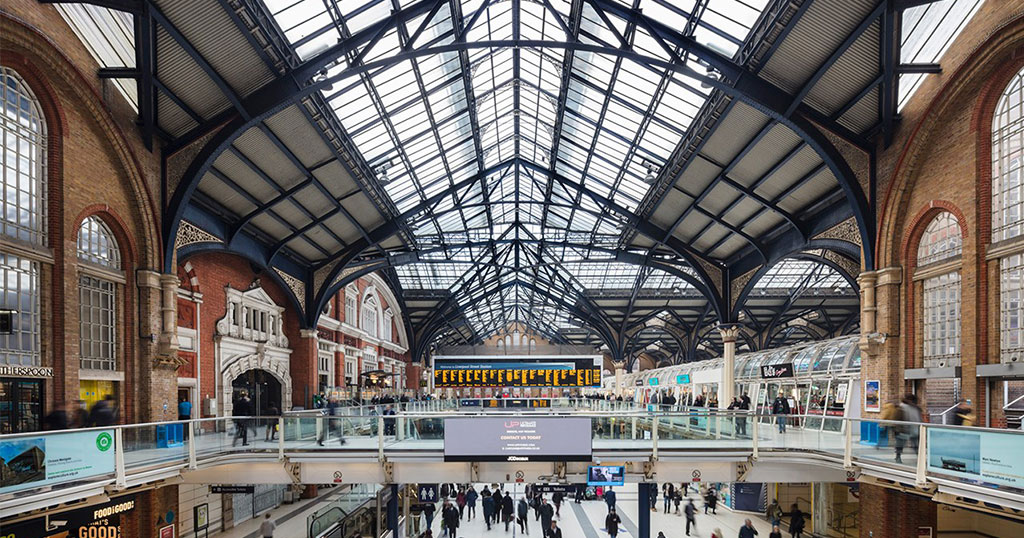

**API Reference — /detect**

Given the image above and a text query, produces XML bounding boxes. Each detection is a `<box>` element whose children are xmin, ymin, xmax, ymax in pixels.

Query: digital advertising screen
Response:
<box><xmin>443</xmin><ymin>417</ymin><xmax>592</xmax><ymax>462</ymax></box>
<box><xmin>587</xmin><ymin>465</ymin><xmax>625</xmax><ymax>486</ymax></box>
<box><xmin>432</xmin><ymin>357</ymin><xmax>601</xmax><ymax>388</ymax></box>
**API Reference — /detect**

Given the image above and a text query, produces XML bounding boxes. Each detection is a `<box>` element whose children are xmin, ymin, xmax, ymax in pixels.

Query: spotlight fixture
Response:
<box><xmin>641</xmin><ymin>158</ymin><xmax>660</xmax><ymax>184</ymax></box>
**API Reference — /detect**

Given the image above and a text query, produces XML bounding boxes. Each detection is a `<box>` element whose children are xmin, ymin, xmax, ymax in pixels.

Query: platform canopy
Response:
<box><xmin>53</xmin><ymin>0</ymin><xmax>981</xmax><ymax>363</ymax></box>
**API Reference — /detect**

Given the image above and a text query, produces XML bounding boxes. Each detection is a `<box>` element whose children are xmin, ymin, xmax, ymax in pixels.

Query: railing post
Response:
<box><xmin>397</xmin><ymin>417</ymin><xmax>405</xmax><ymax>441</ymax></box>
<box><xmin>843</xmin><ymin>418</ymin><xmax>853</xmax><ymax>468</ymax></box>
<box><xmin>752</xmin><ymin>415</ymin><xmax>759</xmax><ymax>461</ymax></box>
<box><xmin>916</xmin><ymin>424</ymin><xmax>928</xmax><ymax>485</ymax></box>
<box><xmin>278</xmin><ymin>417</ymin><xmax>285</xmax><ymax>460</ymax></box>
<box><xmin>378</xmin><ymin>416</ymin><xmax>385</xmax><ymax>462</ymax></box>
<box><xmin>631</xmin><ymin>417</ymin><xmax>637</xmax><ymax>439</ymax></box>
<box><xmin>652</xmin><ymin>415</ymin><xmax>659</xmax><ymax>460</ymax></box>
<box><xmin>188</xmin><ymin>421</ymin><xmax>197</xmax><ymax>470</ymax></box>
<box><xmin>114</xmin><ymin>427</ymin><xmax>127</xmax><ymax>489</ymax></box>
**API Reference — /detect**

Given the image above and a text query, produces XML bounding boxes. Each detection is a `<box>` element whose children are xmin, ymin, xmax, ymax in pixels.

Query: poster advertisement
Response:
<box><xmin>1</xmin><ymin>494</ymin><xmax>135</xmax><ymax>537</ymax></box>
<box><xmin>0</xmin><ymin>429</ymin><xmax>115</xmax><ymax>494</ymax></box>
<box><xmin>927</xmin><ymin>428</ymin><xmax>1024</xmax><ymax>490</ymax></box>
<box><xmin>864</xmin><ymin>380</ymin><xmax>880</xmax><ymax>412</ymax></box>
<box><xmin>835</xmin><ymin>382</ymin><xmax>849</xmax><ymax>405</ymax></box>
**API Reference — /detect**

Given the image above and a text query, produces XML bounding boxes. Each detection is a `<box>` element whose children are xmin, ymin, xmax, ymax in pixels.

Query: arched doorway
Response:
<box><xmin>231</xmin><ymin>369</ymin><xmax>281</xmax><ymax>416</ymax></box>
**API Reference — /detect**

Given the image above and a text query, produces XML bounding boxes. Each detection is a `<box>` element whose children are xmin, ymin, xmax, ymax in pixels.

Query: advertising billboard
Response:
<box><xmin>926</xmin><ymin>428</ymin><xmax>1024</xmax><ymax>490</ymax></box>
<box><xmin>2</xmin><ymin>493</ymin><xmax>135</xmax><ymax>537</ymax></box>
<box><xmin>587</xmin><ymin>465</ymin><xmax>625</xmax><ymax>486</ymax></box>
<box><xmin>0</xmin><ymin>429</ymin><xmax>115</xmax><ymax>494</ymax></box>
<box><xmin>443</xmin><ymin>417</ymin><xmax>592</xmax><ymax>462</ymax></box>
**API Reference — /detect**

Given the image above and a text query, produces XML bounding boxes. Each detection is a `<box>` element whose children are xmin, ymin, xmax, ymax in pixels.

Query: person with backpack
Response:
<box><xmin>767</xmin><ymin>499</ymin><xmax>783</xmax><ymax>527</ymax></box>
<box><xmin>788</xmin><ymin>504</ymin><xmax>805</xmax><ymax>538</ymax></box>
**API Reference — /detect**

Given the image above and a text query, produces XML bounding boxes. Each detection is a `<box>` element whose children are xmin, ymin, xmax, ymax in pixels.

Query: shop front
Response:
<box><xmin>0</xmin><ymin>365</ymin><xmax>51</xmax><ymax>434</ymax></box>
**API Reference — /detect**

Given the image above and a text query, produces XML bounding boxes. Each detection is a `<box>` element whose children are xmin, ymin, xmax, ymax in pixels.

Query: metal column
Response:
<box><xmin>388</xmin><ymin>484</ymin><xmax>400</xmax><ymax>537</ymax></box>
<box><xmin>638</xmin><ymin>483</ymin><xmax>651</xmax><ymax>538</ymax></box>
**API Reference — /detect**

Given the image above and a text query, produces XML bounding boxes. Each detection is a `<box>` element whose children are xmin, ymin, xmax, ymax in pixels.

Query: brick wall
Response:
<box><xmin>858</xmin><ymin>484</ymin><xmax>936</xmax><ymax>538</ymax></box>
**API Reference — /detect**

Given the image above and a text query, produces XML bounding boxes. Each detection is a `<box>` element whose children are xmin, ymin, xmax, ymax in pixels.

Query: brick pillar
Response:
<box><xmin>292</xmin><ymin>330</ymin><xmax>319</xmax><ymax>409</ymax></box>
<box><xmin>407</xmin><ymin>363</ymin><xmax>422</xmax><ymax>391</ymax></box>
<box><xmin>138</xmin><ymin>270</ymin><xmax>177</xmax><ymax>423</ymax></box>
<box><xmin>863</xmin><ymin>267</ymin><xmax>904</xmax><ymax>417</ymax></box>
<box><xmin>858</xmin><ymin>483</ymin><xmax>936</xmax><ymax>538</ymax></box>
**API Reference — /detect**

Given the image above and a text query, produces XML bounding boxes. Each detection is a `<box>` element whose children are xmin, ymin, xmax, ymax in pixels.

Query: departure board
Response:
<box><xmin>432</xmin><ymin>358</ymin><xmax>602</xmax><ymax>388</ymax></box>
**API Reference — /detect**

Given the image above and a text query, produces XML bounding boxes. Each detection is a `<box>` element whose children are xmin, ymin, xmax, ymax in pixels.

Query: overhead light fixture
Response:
<box><xmin>314</xmin><ymin>68</ymin><xmax>332</xmax><ymax>91</ymax></box>
<box><xmin>641</xmin><ymin>158</ymin><xmax>660</xmax><ymax>184</ymax></box>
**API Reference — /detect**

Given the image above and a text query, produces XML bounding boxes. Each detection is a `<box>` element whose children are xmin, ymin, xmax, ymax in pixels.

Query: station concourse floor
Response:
<box><xmin>219</xmin><ymin>483</ymin><xmax>778</xmax><ymax>538</ymax></box>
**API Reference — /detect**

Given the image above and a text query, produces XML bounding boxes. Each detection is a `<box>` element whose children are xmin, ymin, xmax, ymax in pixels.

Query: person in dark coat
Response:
<box><xmin>491</xmin><ymin>490</ymin><xmax>503</xmax><ymax>527</ymax></box>
<box><xmin>772</xmin><ymin>395</ymin><xmax>791</xmax><ymax>433</ymax></box>
<box><xmin>788</xmin><ymin>505</ymin><xmax>805</xmax><ymax>538</ymax></box>
<box><xmin>574</xmin><ymin>484</ymin><xmax>584</xmax><ymax>503</ymax></box>
<box><xmin>539</xmin><ymin>498</ymin><xmax>554</xmax><ymax>535</ymax></box>
<box><xmin>704</xmin><ymin>489</ymin><xmax>718</xmax><ymax>514</ymax></box>
<box><xmin>605</xmin><ymin>508</ymin><xmax>621</xmax><ymax>538</ymax></box>
<box><xmin>424</xmin><ymin>503</ymin><xmax>436</xmax><ymax>531</ymax></box>
<box><xmin>90</xmin><ymin>394</ymin><xmax>118</xmax><ymax>427</ymax></box>
<box><xmin>547</xmin><ymin>520</ymin><xmax>562</xmax><ymax>538</ymax></box>
<box><xmin>43</xmin><ymin>402</ymin><xmax>69</xmax><ymax>431</ymax></box>
<box><xmin>684</xmin><ymin>498</ymin><xmax>697</xmax><ymax>536</ymax></box>
<box><xmin>441</xmin><ymin>501</ymin><xmax>459</xmax><ymax>538</ymax></box>
<box><xmin>769</xmin><ymin>525</ymin><xmax>783</xmax><ymax>538</ymax></box>
<box><xmin>517</xmin><ymin>496</ymin><xmax>530</xmax><ymax>535</ymax></box>
<box><xmin>466</xmin><ymin>486</ymin><xmax>478</xmax><ymax>520</ymax></box>
<box><xmin>232</xmin><ymin>393</ymin><xmax>252</xmax><ymax>446</ymax></box>
<box><xmin>649</xmin><ymin>484</ymin><xmax>658</xmax><ymax>511</ymax></box>
<box><xmin>604</xmin><ymin>487</ymin><xmax>616</xmax><ymax>512</ymax></box>
<box><xmin>264</xmin><ymin>402</ymin><xmax>280</xmax><ymax>441</ymax></box>
<box><xmin>482</xmin><ymin>490</ymin><xmax>495</xmax><ymax>530</ymax></box>
<box><xmin>552</xmin><ymin>491</ymin><xmax>564</xmax><ymax>517</ymax></box>
<box><xmin>739</xmin><ymin>519</ymin><xmax>759</xmax><ymax>538</ymax></box>
<box><xmin>501</xmin><ymin>492</ymin><xmax>514</xmax><ymax>532</ymax></box>
<box><xmin>662</xmin><ymin>483</ymin><xmax>674</xmax><ymax>513</ymax></box>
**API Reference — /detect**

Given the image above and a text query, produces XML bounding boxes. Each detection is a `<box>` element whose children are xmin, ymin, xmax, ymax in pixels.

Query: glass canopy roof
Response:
<box><xmin>264</xmin><ymin>0</ymin><xmax>769</xmax><ymax>338</ymax></box>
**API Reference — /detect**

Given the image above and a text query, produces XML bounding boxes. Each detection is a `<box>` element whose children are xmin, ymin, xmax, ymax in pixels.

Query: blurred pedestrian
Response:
<box><xmin>44</xmin><ymin>402</ymin><xmax>69</xmax><ymax>430</ymax></box>
<box><xmin>739</xmin><ymin>519</ymin><xmax>759</xmax><ymax>538</ymax></box>
<box><xmin>90</xmin><ymin>394</ymin><xmax>117</xmax><ymax>427</ymax></box>
<box><xmin>684</xmin><ymin>498</ymin><xmax>697</xmax><ymax>536</ymax></box>
<box><xmin>605</xmin><ymin>508</ymin><xmax>621</xmax><ymax>538</ymax></box>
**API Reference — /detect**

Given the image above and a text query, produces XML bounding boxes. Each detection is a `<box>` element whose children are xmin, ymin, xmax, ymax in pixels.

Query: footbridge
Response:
<box><xmin>2</xmin><ymin>400</ymin><xmax>1021</xmax><ymax>522</ymax></box>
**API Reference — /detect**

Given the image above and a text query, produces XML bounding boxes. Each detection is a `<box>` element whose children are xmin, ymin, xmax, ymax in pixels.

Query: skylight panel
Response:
<box><xmin>899</xmin><ymin>0</ymin><xmax>983</xmax><ymax>111</ymax></box>
<box><xmin>56</xmin><ymin>5</ymin><xmax>137</xmax><ymax>110</ymax></box>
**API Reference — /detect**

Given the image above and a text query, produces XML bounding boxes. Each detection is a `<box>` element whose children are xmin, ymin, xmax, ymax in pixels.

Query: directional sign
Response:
<box><xmin>418</xmin><ymin>484</ymin><xmax>438</xmax><ymax>502</ymax></box>
<box><xmin>535</xmin><ymin>484</ymin><xmax>576</xmax><ymax>493</ymax></box>
<box><xmin>333</xmin><ymin>471</ymin><xmax>343</xmax><ymax>484</ymax></box>
<box><xmin>211</xmin><ymin>485</ymin><xmax>254</xmax><ymax>494</ymax></box>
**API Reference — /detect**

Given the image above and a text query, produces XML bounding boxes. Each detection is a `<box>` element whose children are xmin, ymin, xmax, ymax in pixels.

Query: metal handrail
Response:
<box><xmin>1003</xmin><ymin>392</ymin><xmax>1024</xmax><ymax>410</ymax></box>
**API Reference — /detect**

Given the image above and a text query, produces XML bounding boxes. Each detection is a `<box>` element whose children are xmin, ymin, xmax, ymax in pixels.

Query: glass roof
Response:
<box><xmin>752</xmin><ymin>258</ymin><xmax>852</xmax><ymax>292</ymax></box>
<box><xmin>263</xmin><ymin>0</ymin><xmax>770</xmax><ymax>339</ymax></box>
<box><xmin>55</xmin><ymin>5</ymin><xmax>137</xmax><ymax>110</ymax></box>
<box><xmin>899</xmin><ymin>0</ymin><xmax>984</xmax><ymax>111</ymax></box>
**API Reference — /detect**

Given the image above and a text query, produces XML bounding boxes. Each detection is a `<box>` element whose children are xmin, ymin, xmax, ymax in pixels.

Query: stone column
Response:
<box><xmin>615</xmin><ymin>366</ymin><xmax>625</xmax><ymax>397</ymax></box>
<box><xmin>858</xmin><ymin>270</ymin><xmax>878</xmax><ymax>353</ymax></box>
<box><xmin>719</xmin><ymin>325</ymin><xmax>741</xmax><ymax>408</ymax></box>
<box><xmin>863</xmin><ymin>267</ymin><xmax>903</xmax><ymax>416</ymax></box>
<box><xmin>157</xmin><ymin>273</ymin><xmax>181</xmax><ymax>356</ymax></box>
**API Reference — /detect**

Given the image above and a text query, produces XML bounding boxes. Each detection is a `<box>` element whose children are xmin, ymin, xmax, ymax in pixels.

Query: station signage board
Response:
<box><xmin>648</xmin><ymin>378</ymin><xmax>659</xmax><ymax>386</ymax></box>
<box><xmin>433</xmin><ymin>358</ymin><xmax>601</xmax><ymax>388</ymax></box>
<box><xmin>760</xmin><ymin>363</ymin><xmax>794</xmax><ymax>379</ymax></box>
<box><xmin>635</xmin><ymin>379</ymin><xmax>644</xmax><ymax>386</ymax></box>
<box><xmin>676</xmin><ymin>374</ymin><xmax>691</xmax><ymax>384</ymax></box>
<box><xmin>211</xmin><ymin>485</ymin><xmax>255</xmax><ymax>494</ymax></box>
<box><xmin>535</xmin><ymin>484</ymin><xmax>577</xmax><ymax>493</ymax></box>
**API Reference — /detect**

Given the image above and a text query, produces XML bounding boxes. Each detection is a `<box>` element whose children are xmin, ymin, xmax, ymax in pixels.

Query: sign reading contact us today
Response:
<box><xmin>0</xmin><ymin>429</ymin><xmax>116</xmax><ymax>495</ymax></box>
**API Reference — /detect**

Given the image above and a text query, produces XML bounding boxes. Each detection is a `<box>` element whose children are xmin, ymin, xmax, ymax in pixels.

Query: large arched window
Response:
<box><xmin>0</xmin><ymin>68</ymin><xmax>45</xmax><ymax>376</ymax></box>
<box><xmin>383</xmin><ymin>309</ymin><xmax>393</xmax><ymax>342</ymax></box>
<box><xmin>361</xmin><ymin>295</ymin><xmax>378</xmax><ymax>338</ymax></box>
<box><xmin>994</xmin><ymin>67</ymin><xmax>1024</xmax><ymax>242</ymax></box>
<box><xmin>78</xmin><ymin>216</ymin><xmax>121</xmax><ymax>371</ymax></box>
<box><xmin>996</xmin><ymin>68</ymin><xmax>1024</xmax><ymax>362</ymax></box>
<box><xmin>917</xmin><ymin>212</ymin><xmax>961</xmax><ymax>366</ymax></box>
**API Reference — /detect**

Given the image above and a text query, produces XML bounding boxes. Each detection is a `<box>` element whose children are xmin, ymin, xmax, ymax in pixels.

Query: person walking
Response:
<box><xmin>482</xmin><ymin>491</ymin><xmax>495</xmax><ymax>530</ymax></box>
<box><xmin>663</xmin><ymin>483</ymin><xmax>674</xmax><ymax>513</ymax></box>
<box><xmin>318</xmin><ymin>398</ymin><xmax>341</xmax><ymax>446</ymax></box>
<box><xmin>769</xmin><ymin>525</ymin><xmax>783</xmax><ymax>538</ymax></box>
<box><xmin>895</xmin><ymin>394</ymin><xmax>923</xmax><ymax>463</ymax></box>
<box><xmin>517</xmin><ymin>496</ymin><xmax>530</xmax><ymax>535</ymax></box>
<box><xmin>684</xmin><ymin>498</ymin><xmax>697</xmax><ymax>536</ymax></box>
<box><xmin>673</xmin><ymin>487</ymin><xmax>682</xmax><ymax>515</ymax></box>
<box><xmin>232</xmin><ymin>392</ymin><xmax>252</xmax><ymax>446</ymax></box>
<box><xmin>767</xmin><ymin>499</ymin><xmax>783</xmax><ymax>527</ymax></box>
<box><xmin>43</xmin><ymin>402</ymin><xmax>69</xmax><ymax>431</ymax></box>
<box><xmin>547</xmin><ymin>520</ymin><xmax>562</xmax><ymax>538</ymax></box>
<box><xmin>552</xmin><ymin>491</ymin><xmax>563</xmax><ymax>517</ymax></box>
<box><xmin>739</xmin><ymin>519</ymin><xmax>759</xmax><ymax>538</ymax></box>
<box><xmin>737</xmin><ymin>394</ymin><xmax>751</xmax><ymax>436</ymax></box>
<box><xmin>260</xmin><ymin>514</ymin><xmax>276</xmax><ymax>537</ymax></box>
<box><xmin>604</xmin><ymin>487</ymin><xmax>617</xmax><ymax>512</ymax></box>
<box><xmin>649</xmin><ymin>483</ymin><xmax>658</xmax><ymax>512</ymax></box>
<box><xmin>539</xmin><ymin>497</ymin><xmax>554</xmax><ymax>536</ymax></box>
<box><xmin>456</xmin><ymin>488</ymin><xmax>467</xmax><ymax>520</ymax></box>
<box><xmin>953</xmin><ymin>399</ymin><xmax>975</xmax><ymax>426</ymax></box>
<box><xmin>90</xmin><ymin>394</ymin><xmax>118</xmax><ymax>427</ymax></box>
<box><xmin>605</xmin><ymin>507</ymin><xmax>621</xmax><ymax>538</ymax></box>
<box><xmin>424</xmin><ymin>503</ymin><xmax>436</xmax><ymax>532</ymax></box>
<box><xmin>501</xmin><ymin>491</ymin><xmax>514</xmax><ymax>532</ymax></box>
<box><xmin>788</xmin><ymin>504</ymin><xmax>805</xmax><ymax>538</ymax></box>
<box><xmin>705</xmin><ymin>488</ymin><xmax>718</xmax><ymax>514</ymax></box>
<box><xmin>772</xmin><ymin>394</ymin><xmax>790</xmax><ymax>433</ymax></box>
<box><xmin>264</xmin><ymin>402</ymin><xmax>279</xmax><ymax>441</ymax></box>
<box><xmin>574</xmin><ymin>484</ymin><xmax>584</xmax><ymax>504</ymax></box>
<box><xmin>442</xmin><ymin>500</ymin><xmax>460</xmax><ymax>538</ymax></box>
<box><xmin>466</xmin><ymin>486</ymin><xmax>478</xmax><ymax>520</ymax></box>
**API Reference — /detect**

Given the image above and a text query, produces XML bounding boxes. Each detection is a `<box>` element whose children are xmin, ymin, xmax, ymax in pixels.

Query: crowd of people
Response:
<box><xmin>414</xmin><ymin>482</ymin><xmax>810</xmax><ymax>538</ymax></box>
<box><xmin>42</xmin><ymin>394</ymin><xmax>118</xmax><ymax>430</ymax></box>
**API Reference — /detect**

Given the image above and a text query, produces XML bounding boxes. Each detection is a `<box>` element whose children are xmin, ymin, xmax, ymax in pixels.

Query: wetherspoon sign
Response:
<box><xmin>760</xmin><ymin>363</ymin><xmax>794</xmax><ymax>379</ymax></box>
